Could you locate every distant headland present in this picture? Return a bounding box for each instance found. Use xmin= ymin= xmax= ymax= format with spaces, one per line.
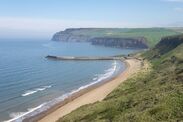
xmin=51 ymin=28 xmax=180 ymax=49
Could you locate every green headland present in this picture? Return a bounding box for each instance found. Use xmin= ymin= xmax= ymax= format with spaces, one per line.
xmin=52 ymin=28 xmax=180 ymax=48
xmin=58 ymin=32 xmax=183 ymax=122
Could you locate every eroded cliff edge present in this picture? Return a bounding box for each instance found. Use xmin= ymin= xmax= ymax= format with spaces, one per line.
xmin=90 ymin=37 xmax=148 ymax=49
xmin=51 ymin=28 xmax=149 ymax=49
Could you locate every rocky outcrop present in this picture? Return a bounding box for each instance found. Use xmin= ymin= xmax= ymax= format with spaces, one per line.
xmin=52 ymin=29 xmax=91 ymax=42
xmin=90 ymin=37 xmax=148 ymax=49
xmin=145 ymin=34 xmax=183 ymax=60
xmin=52 ymin=28 xmax=149 ymax=49
xmin=155 ymin=35 xmax=183 ymax=55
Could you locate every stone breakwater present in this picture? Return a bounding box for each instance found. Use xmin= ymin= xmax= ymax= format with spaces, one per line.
xmin=46 ymin=55 xmax=124 ymax=61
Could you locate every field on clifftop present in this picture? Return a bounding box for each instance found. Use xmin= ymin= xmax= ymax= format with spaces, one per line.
xmin=55 ymin=28 xmax=180 ymax=47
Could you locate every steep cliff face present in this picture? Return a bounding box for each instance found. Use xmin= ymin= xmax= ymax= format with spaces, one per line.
xmin=90 ymin=37 xmax=148 ymax=49
xmin=155 ymin=35 xmax=183 ymax=55
xmin=144 ymin=34 xmax=183 ymax=59
xmin=52 ymin=29 xmax=91 ymax=42
xmin=52 ymin=28 xmax=150 ymax=49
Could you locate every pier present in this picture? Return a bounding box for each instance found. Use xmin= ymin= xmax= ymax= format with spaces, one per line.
xmin=46 ymin=55 xmax=125 ymax=61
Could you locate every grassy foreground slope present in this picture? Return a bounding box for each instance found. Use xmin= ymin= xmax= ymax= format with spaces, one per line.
xmin=65 ymin=28 xmax=179 ymax=47
xmin=58 ymin=35 xmax=183 ymax=122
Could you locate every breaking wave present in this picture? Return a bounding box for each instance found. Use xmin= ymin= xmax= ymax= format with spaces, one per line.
xmin=21 ymin=85 xmax=52 ymax=97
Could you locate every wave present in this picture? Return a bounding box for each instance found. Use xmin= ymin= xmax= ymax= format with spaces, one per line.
xmin=4 ymin=103 xmax=46 ymax=122
xmin=21 ymin=85 xmax=52 ymax=97
xmin=5 ymin=61 xmax=120 ymax=122
xmin=63 ymin=61 xmax=117 ymax=96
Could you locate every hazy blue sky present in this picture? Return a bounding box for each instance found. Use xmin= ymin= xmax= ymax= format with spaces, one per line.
xmin=0 ymin=0 xmax=183 ymax=39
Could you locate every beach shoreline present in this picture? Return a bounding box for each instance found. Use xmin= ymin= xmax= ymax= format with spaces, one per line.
xmin=24 ymin=58 xmax=142 ymax=122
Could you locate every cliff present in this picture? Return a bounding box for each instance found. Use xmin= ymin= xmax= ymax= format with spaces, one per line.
xmin=52 ymin=28 xmax=150 ymax=49
xmin=144 ymin=34 xmax=183 ymax=59
xmin=90 ymin=37 xmax=148 ymax=49
xmin=51 ymin=28 xmax=180 ymax=48
xmin=155 ymin=35 xmax=183 ymax=55
xmin=51 ymin=29 xmax=91 ymax=42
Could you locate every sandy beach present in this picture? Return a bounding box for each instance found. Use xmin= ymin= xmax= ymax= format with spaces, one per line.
xmin=27 ymin=58 xmax=142 ymax=122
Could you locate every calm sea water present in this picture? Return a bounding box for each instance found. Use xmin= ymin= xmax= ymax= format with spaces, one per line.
xmin=0 ymin=40 xmax=139 ymax=121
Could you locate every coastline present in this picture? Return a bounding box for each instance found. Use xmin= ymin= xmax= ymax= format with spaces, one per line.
xmin=24 ymin=58 xmax=142 ymax=122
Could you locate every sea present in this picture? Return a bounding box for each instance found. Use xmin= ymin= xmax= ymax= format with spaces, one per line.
xmin=0 ymin=39 xmax=140 ymax=122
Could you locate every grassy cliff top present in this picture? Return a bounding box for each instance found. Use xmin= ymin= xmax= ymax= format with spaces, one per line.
xmin=58 ymin=35 xmax=183 ymax=122
xmin=61 ymin=28 xmax=180 ymax=47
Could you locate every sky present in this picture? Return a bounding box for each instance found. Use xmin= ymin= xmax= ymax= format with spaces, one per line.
xmin=0 ymin=0 xmax=183 ymax=39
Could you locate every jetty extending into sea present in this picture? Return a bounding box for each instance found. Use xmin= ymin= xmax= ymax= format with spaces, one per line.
xmin=45 ymin=55 xmax=127 ymax=61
